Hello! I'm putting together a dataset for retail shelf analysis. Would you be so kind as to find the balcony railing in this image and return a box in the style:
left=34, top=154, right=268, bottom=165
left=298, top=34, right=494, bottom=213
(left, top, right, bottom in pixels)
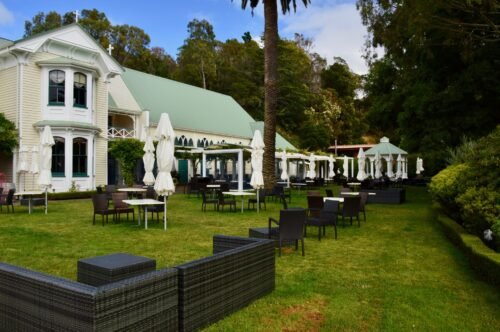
left=108, top=127, right=136, bottom=139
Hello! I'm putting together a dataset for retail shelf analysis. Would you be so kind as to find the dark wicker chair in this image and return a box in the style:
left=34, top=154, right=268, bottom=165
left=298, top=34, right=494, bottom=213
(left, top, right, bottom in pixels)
left=307, top=195, right=324, bottom=218
left=105, top=184, right=117, bottom=201
left=268, top=208, right=306, bottom=256
left=0, top=188, right=15, bottom=213
left=359, top=192, right=368, bottom=221
left=201, top=189, right=218, bottom=211
left=92, top=194, right=115, bottom=225
left=305, top=200, right=339, bottom=240
left=342, top=196, right=361, bottom=227
left=248, top=189, right=266, bottom=210
left=339, top=187, right=351, bottom=195
left=112, top=192, right=135, bottom=222
left=217, top=190, right=236, bottom=212
left=307, top=191, right=321, bottom=196
left=325, top=189, right=334, bottom=197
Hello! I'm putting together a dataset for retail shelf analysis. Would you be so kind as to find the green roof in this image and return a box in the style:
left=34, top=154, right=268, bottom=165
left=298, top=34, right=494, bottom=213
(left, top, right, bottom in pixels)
left=120, top=68, right=295, bottom=150
left=365, top=137, right=407, bottom=156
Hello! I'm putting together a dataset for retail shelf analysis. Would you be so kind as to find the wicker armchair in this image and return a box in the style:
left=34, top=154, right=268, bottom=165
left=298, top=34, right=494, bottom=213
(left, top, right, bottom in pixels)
left=91, top=194, right=115, bottom=225
left=0, top=188, right=15, bottom=213
left=112, top=192, right=135, bottom=222
left=342, top=196, right=361, bottom=227
left=201, top=189, right=218, bottom=211
left=307, top=195, right=324, bottom=218
left=268, top=208, right=307, bottom=256
left=305, top=200, right=339, bottom=240
left=216, top=190, right=236, bottom=212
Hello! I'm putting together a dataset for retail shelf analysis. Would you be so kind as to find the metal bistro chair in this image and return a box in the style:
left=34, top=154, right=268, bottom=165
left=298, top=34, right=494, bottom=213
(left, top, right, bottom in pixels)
left=325, top=189, right=334, bottom=197
left=268, top=208, right=307, bottom=256
left=92, top=194, right=115, bottom=226
left=112, top=192, right=135, bottom=222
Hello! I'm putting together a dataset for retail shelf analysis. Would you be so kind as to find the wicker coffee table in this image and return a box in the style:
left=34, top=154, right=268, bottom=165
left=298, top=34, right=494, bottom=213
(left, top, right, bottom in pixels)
left=77, top=253, right=156, bottom=286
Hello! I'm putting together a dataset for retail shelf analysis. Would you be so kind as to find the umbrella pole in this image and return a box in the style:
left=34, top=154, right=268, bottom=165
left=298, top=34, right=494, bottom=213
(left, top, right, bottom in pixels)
left=45, top=188, right=48, bottom=215
left=257, top=188, right=259, bottom=213
left=164, top=195, right=167, bottom=230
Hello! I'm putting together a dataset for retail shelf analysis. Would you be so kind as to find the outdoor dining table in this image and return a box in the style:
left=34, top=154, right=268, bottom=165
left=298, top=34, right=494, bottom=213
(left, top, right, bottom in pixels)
left=324, top=197, right=344, bottom=203
left=118, top=187, right=147, bottom=198
left=222, top=191, right=255, bottom=213
left=14, top=191, right=45, bottom=214
left=347, top=182, right=361, bottom=192
left=123, top=199, right=165, bottom=230
left=340, top=192, right=376, bottom=196
left=291, top=183, right=307, bottom=191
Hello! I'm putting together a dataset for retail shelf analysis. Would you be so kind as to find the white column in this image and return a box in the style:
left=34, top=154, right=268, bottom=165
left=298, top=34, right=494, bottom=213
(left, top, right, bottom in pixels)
left=202, top=153, right=206, bottom=177
left=238, top=150, right=243, bottom=191
left=351, top=159, right=354, bottom=178
left=370, top=158, right=374, bottom=178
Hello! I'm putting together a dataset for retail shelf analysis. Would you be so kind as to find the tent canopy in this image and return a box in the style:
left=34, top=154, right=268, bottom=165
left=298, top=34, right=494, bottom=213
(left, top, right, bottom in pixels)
left=365, top=137, right=407, bottom=157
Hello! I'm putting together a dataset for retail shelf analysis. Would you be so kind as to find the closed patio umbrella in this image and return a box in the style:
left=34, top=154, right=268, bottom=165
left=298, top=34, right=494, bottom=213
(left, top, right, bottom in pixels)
left=343, top=155, right=349, bottom=179
left=30, top=146, right=39, bottom=189
left=280, top=150, right=289, bottom=187
left=18, top=145, right=29, bottom=190
left=374, top=152, right=382, bottom=179
left=142, top=134, right=155, bottom=186
left=250, top=130, right=265, bottom=212
left=154, top=113, right=176, bottom=230
left=308, top=154, right=316, bottom=179
left=39, top=126, right=54, bottom=214
left=356, top=148, right=367, bottom=181
left=328, top=155, right=335, bottom=179
left=416, top=157, right=424, bottom=175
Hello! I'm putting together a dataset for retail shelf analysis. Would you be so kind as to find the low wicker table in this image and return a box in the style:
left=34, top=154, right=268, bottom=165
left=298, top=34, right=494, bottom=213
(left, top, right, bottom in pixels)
left=77, top=253, right=156, bottom=286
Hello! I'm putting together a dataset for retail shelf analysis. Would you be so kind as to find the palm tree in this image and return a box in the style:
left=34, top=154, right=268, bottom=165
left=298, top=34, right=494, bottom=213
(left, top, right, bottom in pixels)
left=238, top=0, right=310, bottom=190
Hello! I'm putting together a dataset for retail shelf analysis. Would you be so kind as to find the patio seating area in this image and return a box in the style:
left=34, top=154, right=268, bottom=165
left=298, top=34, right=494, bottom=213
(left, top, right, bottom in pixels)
left=0, top=186, right=499, bottom=331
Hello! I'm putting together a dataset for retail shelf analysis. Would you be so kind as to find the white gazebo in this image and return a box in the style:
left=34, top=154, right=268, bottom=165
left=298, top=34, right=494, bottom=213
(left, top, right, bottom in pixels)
left=364, top=137, right=408, bottom=179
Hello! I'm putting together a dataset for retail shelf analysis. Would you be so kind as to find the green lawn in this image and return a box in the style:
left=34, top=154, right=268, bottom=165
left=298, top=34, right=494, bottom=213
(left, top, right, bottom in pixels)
left=1, top=187, right=499, bottom=331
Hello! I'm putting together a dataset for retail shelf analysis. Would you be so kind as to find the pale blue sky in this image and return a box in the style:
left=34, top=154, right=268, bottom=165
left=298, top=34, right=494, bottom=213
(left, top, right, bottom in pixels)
left=0, top=0, right=375, bottom=73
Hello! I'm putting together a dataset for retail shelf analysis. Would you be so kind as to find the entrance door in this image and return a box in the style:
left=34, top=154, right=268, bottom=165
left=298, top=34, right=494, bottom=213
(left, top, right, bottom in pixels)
left=178, top=159, right=188, bottom=184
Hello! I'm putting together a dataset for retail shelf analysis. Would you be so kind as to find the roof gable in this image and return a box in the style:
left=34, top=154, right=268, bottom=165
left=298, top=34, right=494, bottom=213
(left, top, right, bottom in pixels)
left=2, top=24, right=122, bottom=77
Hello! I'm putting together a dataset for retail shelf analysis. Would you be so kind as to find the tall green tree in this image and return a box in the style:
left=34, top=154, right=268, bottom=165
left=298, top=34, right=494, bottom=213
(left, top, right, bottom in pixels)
left=176, top=19, right=218, bottom=89
left=0, top=114, right=17, bottom=155
left=357, top=0, right=500, bottom=174
left=237, top=0, right=311, bottom=190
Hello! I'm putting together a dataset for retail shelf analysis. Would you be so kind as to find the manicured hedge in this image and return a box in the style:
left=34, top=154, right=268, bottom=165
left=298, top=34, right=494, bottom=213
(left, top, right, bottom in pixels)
left=47, top=191, right=96, bottom=200
left=436, top=209, right=500, bottom=288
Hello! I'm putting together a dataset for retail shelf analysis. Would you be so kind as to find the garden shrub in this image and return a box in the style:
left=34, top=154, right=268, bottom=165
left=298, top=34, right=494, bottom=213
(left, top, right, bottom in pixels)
left=456, top=187, right=499, bottom=236
left=428, top=163, right=469, bottom=218
left=430, top=126, right=500, bottom=253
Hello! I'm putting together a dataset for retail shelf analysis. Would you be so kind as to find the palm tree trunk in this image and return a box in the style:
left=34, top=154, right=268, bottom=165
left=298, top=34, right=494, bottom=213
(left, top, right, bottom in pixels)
left=263, top=0, right=278, bottom=190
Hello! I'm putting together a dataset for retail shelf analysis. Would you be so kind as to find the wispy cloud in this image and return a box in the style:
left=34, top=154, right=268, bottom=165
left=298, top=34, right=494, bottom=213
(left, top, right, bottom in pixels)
left=0, top=1, right=14, bottom=26
left=281, top=2, right=383, bottom=74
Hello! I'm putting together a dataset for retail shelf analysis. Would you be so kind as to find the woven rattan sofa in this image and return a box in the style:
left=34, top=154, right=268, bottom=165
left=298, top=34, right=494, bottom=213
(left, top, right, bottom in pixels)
left=176, top=235, right=275, bottom=332
left=0, top=263, right=178, bottom=331
left=0, top=235, right=275, bottom=332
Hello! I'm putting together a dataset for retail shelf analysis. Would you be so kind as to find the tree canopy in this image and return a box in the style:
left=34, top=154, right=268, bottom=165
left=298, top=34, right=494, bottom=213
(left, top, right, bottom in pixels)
left=358, top=0, right=500, bottom=174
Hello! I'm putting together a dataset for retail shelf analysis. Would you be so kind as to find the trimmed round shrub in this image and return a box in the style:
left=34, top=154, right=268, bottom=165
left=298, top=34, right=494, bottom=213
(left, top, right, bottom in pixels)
left=429, top=163, right=469, bottom=217
left=456, top=187, right=499, bottom=236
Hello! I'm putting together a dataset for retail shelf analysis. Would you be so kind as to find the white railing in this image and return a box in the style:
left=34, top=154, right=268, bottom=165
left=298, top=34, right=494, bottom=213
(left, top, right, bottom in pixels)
left=108, top=127, right=136, bottom=139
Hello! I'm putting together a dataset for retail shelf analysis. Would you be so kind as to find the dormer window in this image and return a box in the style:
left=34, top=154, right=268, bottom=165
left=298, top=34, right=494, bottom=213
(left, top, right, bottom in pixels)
left=73, top=72, right=87, bottom=108
left=48, top=70, right=65, bottom=105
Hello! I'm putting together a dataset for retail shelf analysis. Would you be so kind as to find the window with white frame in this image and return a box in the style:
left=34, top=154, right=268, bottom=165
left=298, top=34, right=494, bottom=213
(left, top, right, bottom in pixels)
left=52, top=137, right=65, bottom=176
left=48, top=70, right=65, bottom=105
left=73, top=72, right=87, bottom=108
left=72, top=137, right=88, bottom=177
